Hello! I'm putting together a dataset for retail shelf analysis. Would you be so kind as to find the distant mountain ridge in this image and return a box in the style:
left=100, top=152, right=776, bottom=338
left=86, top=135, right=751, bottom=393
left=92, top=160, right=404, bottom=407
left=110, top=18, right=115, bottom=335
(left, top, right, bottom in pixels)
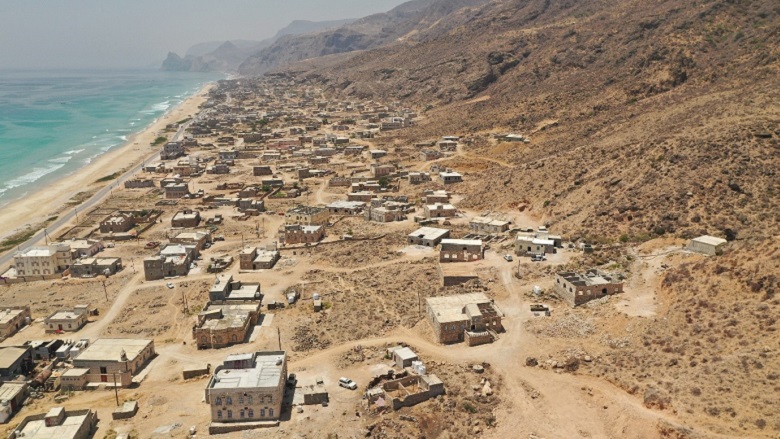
left=161, top=18, right=355, bottom=73
left=237, top=0, right=491, bottom=76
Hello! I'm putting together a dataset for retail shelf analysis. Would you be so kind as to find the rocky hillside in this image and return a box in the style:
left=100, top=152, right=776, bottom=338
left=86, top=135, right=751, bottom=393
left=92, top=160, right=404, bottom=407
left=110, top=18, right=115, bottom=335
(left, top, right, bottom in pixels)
left=280, top=0, right=780, bottom=242
left=237, top=0, right=491, bottom=76
left=162, top=18, right=355, bottom=73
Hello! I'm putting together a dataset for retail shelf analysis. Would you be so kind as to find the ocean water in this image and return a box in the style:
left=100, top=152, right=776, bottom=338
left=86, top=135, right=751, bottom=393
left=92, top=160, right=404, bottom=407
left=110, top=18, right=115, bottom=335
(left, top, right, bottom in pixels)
left=0, top=69, right=222, bottom=207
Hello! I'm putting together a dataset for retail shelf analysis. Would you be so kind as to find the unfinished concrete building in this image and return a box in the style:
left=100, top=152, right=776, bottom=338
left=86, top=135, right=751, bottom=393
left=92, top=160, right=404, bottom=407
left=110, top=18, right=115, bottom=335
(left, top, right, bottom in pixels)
left=239, top=246, right=280, bottom=270
left=171, top=209, right=201, bottom=228
left=0, top=307, right=31, bottom=341
left=205, top=351, right=287, bottom=433
left=285, top=205, right=329, bottom=226
left=426, top=293, right=503, bottom=345
left=439, top=239, right=484, bottom=263
left=368, top=374, right=445, bottom=411
left=143, top=244, right=197, bottom=281
left=424, top=203, right=457, bottom=219
left=554, top=269, right=624, bottom=307
left=469, top=217, right=510, bottom=234
left=70, top=257, right=122, bottom=278
left=279, top=224, right=324, bottom=246
left=688, top=235, right=728, bottom=256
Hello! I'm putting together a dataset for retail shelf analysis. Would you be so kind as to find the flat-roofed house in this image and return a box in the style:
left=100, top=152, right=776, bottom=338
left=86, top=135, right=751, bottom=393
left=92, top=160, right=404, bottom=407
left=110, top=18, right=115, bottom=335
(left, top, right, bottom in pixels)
left=44, top=306, right=89, bottom=333
left=193, top=302, right=261, bottom=350
left=326, top=201, right=365, bottom=216
left=469, top=217, right=510, bottom=234
left=439, top=239, right=484, bottom=263
left=171, top=209, right=201, bottom=228
left=0, top=346, right=33, bottom=379
left=0, top=307, right=31, bottom=341
left=9, top=407, right=98, bottom=439
left=143, top=244, right=197, bottom=281
left=70, top=257, right=122, bottom=278
left=422, top=190, right=450, bottom=204
left=161, top=141, right=185, bottom=160
left=72, top=338, right=155, bottom=387
left=62, top=239, right=103, bottom=259
left=170, top=230, right=211, bottom=250
left=424, top=203, right=457, bottom=219
left=688, top=235, right=728, bottom=256
left=164, top=182, right=191, bottom=199
left=279, top=224, right=325, bottom=245
left=439, top=171, right=462, bottom=184
left=407, top=227, right=450, bottom=247
left=99, top=212, right=136, bottom=234
left=13, top=244, right=72, bottom=276
left=554, top=269, right=624, bottom=307
left=426, top=293, right=503, bottom=345
left=285, top=206, right=329, bottom=226
left=204, top=351, right=287, bottom=432
left=0, top=381, right=28, bottom=423
left=239, top=247, right=280, bottom=270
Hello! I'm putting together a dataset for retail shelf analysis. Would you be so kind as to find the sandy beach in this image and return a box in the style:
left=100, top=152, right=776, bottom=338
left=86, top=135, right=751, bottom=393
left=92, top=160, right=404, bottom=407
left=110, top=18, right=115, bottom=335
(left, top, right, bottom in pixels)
left=0, top=83, right=214, bottom=241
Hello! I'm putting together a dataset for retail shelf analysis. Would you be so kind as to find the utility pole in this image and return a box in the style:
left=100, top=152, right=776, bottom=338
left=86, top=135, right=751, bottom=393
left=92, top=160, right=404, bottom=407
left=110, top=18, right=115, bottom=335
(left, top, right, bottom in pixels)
left=102, top=280, right=108, bottom=301
left=182, top=290, right=188, bottom=313
left=113, top=373, right=119, bottom=406
left=277, top=327, right=282, bottom=350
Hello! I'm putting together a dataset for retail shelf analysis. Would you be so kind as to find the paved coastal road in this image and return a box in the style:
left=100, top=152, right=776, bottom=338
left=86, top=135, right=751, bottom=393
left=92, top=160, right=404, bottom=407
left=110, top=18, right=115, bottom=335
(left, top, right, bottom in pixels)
left=0, top=123, right=190, bottom=269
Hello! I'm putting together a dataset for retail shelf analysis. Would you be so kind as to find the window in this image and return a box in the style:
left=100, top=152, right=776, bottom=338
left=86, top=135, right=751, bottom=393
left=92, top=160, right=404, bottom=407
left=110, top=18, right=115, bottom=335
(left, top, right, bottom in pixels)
left=248, top=408, right=254, bottom=418
left=217, top=410, right=222, bottom=419
left=226, top=396, right=232, bottom=405
left=269, top=408, right=274, bottom=417
left=238, top=395, right=244, bottom=404
left=215, top=397, right=222, bottom=406
left=227, top=410, right=232, bottom=419
left=247, top=395, right=253, bottom=404
left=240, top=409, right=245, bottom=418
left=260, top=408, right=265, bottom=417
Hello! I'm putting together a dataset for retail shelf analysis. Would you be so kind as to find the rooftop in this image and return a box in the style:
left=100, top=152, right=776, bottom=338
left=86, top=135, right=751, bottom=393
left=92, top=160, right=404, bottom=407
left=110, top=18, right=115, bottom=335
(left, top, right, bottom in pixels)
left=327, top=201, right=366, bottom=209
left=408, top=227, right=450, bottom=241
left=426, top=293, right=497, bottom=324
left=441, top=239, right=483, bottom=247
left=199, top=304, right=257, bottom=331
left=692, top=235, right=728, bottom=246
left=0, top=381, right=26, bottom=400
left=45, top=309, right=85, bottom=321
left=287, top=205, right=326, bottom=215
left=210, top=351, right=286, bottom=390
left=0, top=308, right=27, bottom=326
left=15, top=409, right=92, bottom=439
left=74, top=338, right=152, bottom=363
left=0, top=346, right=29, bottom=370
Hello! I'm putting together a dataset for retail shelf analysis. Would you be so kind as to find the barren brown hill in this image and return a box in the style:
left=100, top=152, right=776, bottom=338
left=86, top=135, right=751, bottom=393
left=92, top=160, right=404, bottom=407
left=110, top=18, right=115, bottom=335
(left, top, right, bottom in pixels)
left=259, top=1, right=780, bottom=437
left=279, top=0, right=780, bottom=243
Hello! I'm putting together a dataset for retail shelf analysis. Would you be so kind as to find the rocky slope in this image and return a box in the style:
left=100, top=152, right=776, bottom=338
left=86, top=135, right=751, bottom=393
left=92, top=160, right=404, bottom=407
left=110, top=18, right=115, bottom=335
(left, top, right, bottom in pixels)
left=237, top=0, right=491, bottom=76
left=162, top=19, right=355, bottom=72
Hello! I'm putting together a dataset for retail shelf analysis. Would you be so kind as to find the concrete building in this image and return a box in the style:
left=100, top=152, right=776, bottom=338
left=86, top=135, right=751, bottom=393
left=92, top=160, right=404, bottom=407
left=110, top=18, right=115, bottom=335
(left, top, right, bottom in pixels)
left=514, top=227, right=562, bottom=256
left=424, top=203, right=457, bottom=219
left=407, top=227, right=450, bottom=247
left=72, top=338, right=155, bottom=388
left=8, top=407, right=98, bottom=439
left=62, top=239, right=103, bottom=259
left=554, top=269, right=624, bottom=307
left=469, top=217, right=510, bottom=234
left=688, top=235, right=728, bottom=256
left=422, top=190, right=450, bottom=204
left=99, top=212, right=136, bottom=234
left=205, top=351, right=287, bottom=432
left=209, top=274, right=261, bottom=303
left=0, top=381, right=28, bottom=424
left=388, top=346, right=419, bottom=369
left=164, top=182, right=191, bottom=199
left=239, top=247, right=280, bottom=270
left=371, top=163, right=395, bottom=178
left=143, top=244, right=197, bottom=281
left=0, top=346, right=33, bottom=379
left=426, top=293, right=503, bottom=345
left=171, top=209, right=201, bottom=228
left=348, top=191, right=375, bottom=202
left=365, top=205, right=407, bottom=223
left=70, top=257, right=122, bottom=278
left=285, top=206, right=329, bottom=226
left=124, top=179, right=155, bottom=189
left=0, top=307, right=31, bottom=341
left=326, top=201, right=365, bottom=215
left=408, top=172, right=432, bottom=184
left=439, top=239, right=484, bottom=263
left=193, top=302, right=261, bottom=349
left=253, top=166, right=273, bottom=176
left=279, top=224, right=325, bottom=246
left=439, top=171, right=463, bottom=184
left=170, top=230, right=211, bottom=250
left=44, top=306, right=90, bottom=333
left=13, top=244, right=72, bottom=276
left=369, top=374, right=444, bottom=411
left=60, top=368, right=90, bottom=391
left=161, top=141, right=185, bottom=160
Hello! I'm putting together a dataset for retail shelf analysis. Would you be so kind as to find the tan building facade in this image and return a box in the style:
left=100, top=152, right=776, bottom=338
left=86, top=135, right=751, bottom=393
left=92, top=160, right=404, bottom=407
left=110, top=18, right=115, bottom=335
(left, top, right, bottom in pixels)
left=72, top=338, right=155, bottom=388
left=426, top=293, right=503, bottom=345
left=0, top=306, right=31, bottom=340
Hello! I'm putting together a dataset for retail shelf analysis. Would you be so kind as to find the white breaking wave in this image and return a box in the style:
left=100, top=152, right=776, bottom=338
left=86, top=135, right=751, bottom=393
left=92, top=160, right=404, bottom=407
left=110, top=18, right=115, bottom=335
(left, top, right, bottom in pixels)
left=0, top=163, right=66, bottom=196
left=63, top=149, right=85, bottom=155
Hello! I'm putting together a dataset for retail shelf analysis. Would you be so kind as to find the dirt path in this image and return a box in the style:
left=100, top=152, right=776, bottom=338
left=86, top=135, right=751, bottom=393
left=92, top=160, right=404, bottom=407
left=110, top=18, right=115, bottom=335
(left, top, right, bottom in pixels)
left=79, top=272, right=144, bottom=339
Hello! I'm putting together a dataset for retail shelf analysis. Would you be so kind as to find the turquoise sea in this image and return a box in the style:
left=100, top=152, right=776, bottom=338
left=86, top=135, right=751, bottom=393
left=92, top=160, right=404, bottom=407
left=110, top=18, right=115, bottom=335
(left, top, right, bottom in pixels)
left=0, top=69, right=222, bottom=207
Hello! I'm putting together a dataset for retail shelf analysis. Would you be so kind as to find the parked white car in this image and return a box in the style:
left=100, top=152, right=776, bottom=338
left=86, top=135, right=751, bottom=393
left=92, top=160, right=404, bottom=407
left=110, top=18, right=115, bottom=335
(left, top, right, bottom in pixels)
left=338, top=377, right=357, bottom=390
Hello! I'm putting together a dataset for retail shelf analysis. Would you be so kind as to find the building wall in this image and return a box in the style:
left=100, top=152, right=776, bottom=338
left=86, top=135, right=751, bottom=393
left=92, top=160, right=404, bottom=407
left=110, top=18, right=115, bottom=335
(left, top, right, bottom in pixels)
left=73, top=342, right=155, bottom=388
left=439, top=246, right=483, bottom=263
left=207, top=367, right=287, bottom=423
left=44, top=314, right=87, bottom=333
left=281, top=228, right=324, bottom=245
left=0, top=307, right=31, bottom=339
left=688, top=241, right=724, bottom=256
left=554, top=275, right=624, bottom=307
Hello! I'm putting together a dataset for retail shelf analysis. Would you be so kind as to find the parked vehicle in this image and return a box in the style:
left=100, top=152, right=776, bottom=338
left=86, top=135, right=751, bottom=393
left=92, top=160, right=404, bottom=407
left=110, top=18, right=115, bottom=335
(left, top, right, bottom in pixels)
left=338, top=377, right=357, bottom=390
left=503, top=254, right=513, bottom=262
left=166, top=283, right=175, bottom=289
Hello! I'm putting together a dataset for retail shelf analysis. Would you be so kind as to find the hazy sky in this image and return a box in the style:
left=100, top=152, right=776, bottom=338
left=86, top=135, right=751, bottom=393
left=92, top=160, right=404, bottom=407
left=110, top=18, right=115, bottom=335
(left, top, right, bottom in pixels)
left=0, top=0, right=408, bottom=69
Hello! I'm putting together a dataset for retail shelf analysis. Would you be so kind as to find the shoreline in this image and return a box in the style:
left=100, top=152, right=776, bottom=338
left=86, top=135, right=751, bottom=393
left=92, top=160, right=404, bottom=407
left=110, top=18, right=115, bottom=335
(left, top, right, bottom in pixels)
left=0, top=82, right=215, bottom=241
